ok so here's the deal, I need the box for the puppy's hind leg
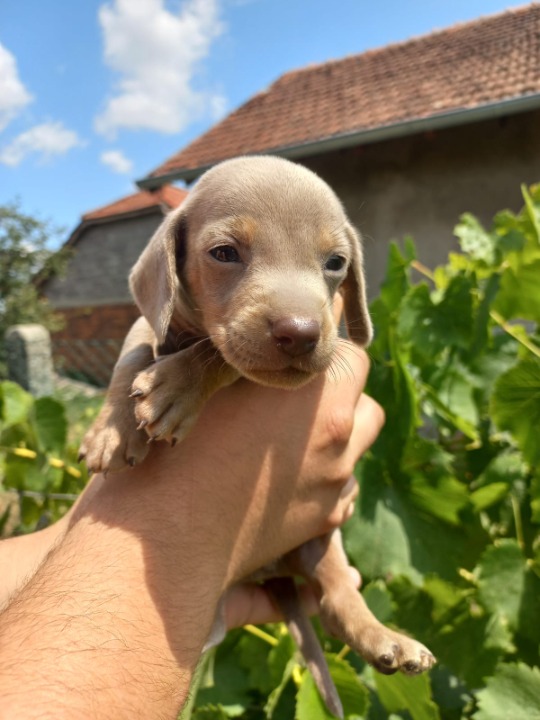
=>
[289,531,436,676]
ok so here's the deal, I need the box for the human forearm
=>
[0,471,225,719]
[0,513,70,610]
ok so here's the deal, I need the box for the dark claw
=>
[130,389,144,398]
[373,662,398,675]
[77,452,86,463]
[171,437,177,447]
[128,457,137,467]
[403,661,420,674]
[379,652,396,667]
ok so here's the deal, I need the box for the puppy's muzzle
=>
[271,316,321,358]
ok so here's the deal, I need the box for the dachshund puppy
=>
[80,156,435,717]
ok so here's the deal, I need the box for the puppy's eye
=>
[210,245,241,263]
[325,255,346,272]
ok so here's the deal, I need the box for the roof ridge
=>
[82,185,187,221]
[275,2,539,84]
[141,2,540,185]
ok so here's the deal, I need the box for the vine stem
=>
[511,493,526,550]
[411,260,435,281]
[243,624,279,646]
[489,310,540,359]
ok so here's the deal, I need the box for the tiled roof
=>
[144,3,540,184]
[83,185,187,221]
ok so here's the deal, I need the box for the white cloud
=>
[101,148,133,174]
[210,93,227,121]
[0,122,83,167]
[94,0,224,137]
[0,43,33,132]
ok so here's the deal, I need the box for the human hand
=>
[224,565,362,629]
[0,335,384,718]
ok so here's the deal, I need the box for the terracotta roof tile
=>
[83,185,187,221]
[147,4,540,182]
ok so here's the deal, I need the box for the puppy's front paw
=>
[131,355,205,443]
[79,404,149,474]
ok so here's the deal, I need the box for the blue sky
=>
[0,0,529,245]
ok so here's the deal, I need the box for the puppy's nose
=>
[271,317,321,357]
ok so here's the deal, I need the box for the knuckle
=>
[325,407,355,446]
[325,501,354,531]
[328,461,355,486]
[323,511,342,531]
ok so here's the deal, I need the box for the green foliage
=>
[472,663,540,720]
[0,380,92,532]
[0,200,69,377]
[187,185,540,718]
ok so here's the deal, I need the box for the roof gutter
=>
[137,92,540,189]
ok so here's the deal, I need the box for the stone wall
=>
[5,324,54,397]
[45,211,161,308]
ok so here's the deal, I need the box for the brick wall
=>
[53,303,140,341]
[51,303,142,386]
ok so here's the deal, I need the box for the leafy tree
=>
[0,200,69,377]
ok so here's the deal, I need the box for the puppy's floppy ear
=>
[129,208,185,345]
[341,223,373,346]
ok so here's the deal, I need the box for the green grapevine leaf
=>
[295,669,336,720]
[475,540,540,655]
[267,631,295,687]
[470,482,509,511]
[0,381,33,428]
[346,455,487,582]
[398,274,474,358]
[521,183,540,243]
[374,670,440,720]
[195,632,251,714]
[379,241,413,312]
[473,663,540,720]
[295,655,369,720]
[33,397,67,453]
[265,657,296,719]
[408,474,469,526]
[363,581,394,624]
[454,213,497,265]
[494,260,540,321]
[491,357,540,466]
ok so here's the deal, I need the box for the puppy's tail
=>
[264,577,344,720]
